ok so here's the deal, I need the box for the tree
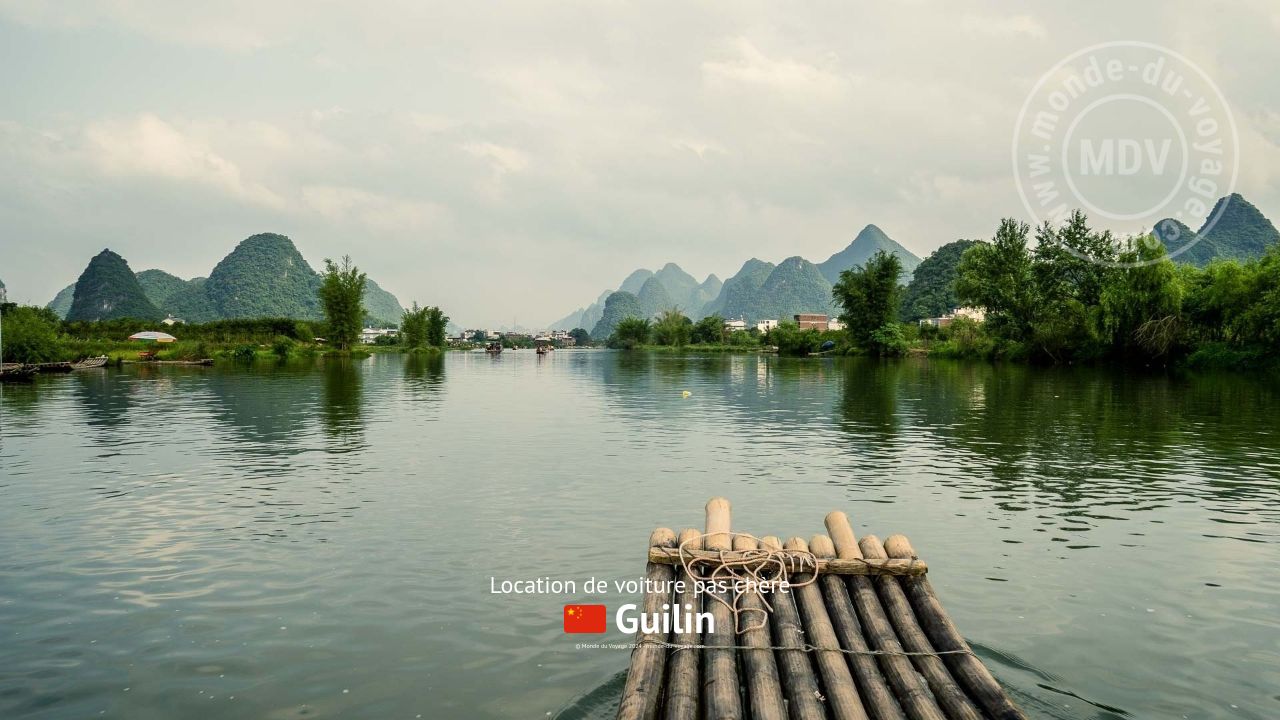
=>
[1,305,62,363]
[1100,236,1182,358]
[608,317,651,349]
[470,330,486,343]
[832,250,903,354]
[900,240,979,321]
[652,309,692,347]
[691,315,725,344]
[767,321,822,356]
[401,303,429,348]
[568,327,590,347]
[956,219,1037,341]
[424,306,449,347]
[318,255,367,350]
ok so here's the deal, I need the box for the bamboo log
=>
[785,537,870,720]
[701,498,743,720]
[859,535,982,720]
[732,535,787,720]
[663,528,703,720]
[647,547,928,576]
[883,535,1027,720]
[809,535,906,720]
[824,513,946,720]
[618,528,678,720]
[760,536,826,720]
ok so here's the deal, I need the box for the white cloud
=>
[959,14,1046,40]
[301,185,449,235]
[701,37,850,99]
[83,114,285,208]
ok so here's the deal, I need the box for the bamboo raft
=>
[616,498,1026,720]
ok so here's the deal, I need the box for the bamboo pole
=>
[701,498,743,720]
[618,527,678,720]
[646,547,928,576]
[663,528,703,720]
[760,536,826,720]
[859,535,983,720]
[785,536,870,720]
[824,513,946,720]
[732,535,787,720]
[809,535,906,720]
[883,535,1027,720]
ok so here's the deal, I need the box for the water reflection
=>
[2,352,1278,720]
[71,368,136,428]
[321,358,363,446]
[403,352,446,394]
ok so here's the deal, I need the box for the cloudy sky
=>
[2,1,1279,326]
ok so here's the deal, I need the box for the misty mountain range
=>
[554,224,921,337]
[48,234,405,325]
[553,196,1280,338]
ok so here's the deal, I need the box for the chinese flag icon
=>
[563,604,607,633]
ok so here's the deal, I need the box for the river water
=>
[1,351,1277,719]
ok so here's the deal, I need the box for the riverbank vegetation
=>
[599,210,1278,371]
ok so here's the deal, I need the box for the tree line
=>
[601,210,1280,369]
[1,255,451,362]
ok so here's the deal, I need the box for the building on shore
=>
[360,327,398,344]
[919,307,986,328]
[723,318,747,332]
[827,318,845,331]
[755,319,778,333]
[794,313,828,331]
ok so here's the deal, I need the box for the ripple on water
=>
[1,355,1278,719]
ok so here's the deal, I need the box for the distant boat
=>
[485,342,503,355]
[0,363,37,381]
[72,355,109,370]
[536,345,549,355]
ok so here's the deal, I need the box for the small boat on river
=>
[72,355,109,370]
[485,342,503,355]
[0,363,37,381]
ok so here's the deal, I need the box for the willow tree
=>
[318,256,367,350]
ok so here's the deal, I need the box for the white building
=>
[724,318,747,332]
[919,307,986,328]
[359,327,398,344]
[755,319,778,333]
[827,318,845,331]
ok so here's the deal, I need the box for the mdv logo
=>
[1078,138,1173,176]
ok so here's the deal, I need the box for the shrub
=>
[0,305,62,363]
[869,323,909,356]
[608,317,651,349]
[272,335,296,358]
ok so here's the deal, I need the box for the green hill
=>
[67,250,162,321]
[817,224,920,282]
[47,283,76,318]
[709,256,833,323]
[900,239,980,321]
[635,276,675,318]
[702,258,775,320]
[188,233,321,321]
[692,274,722,316]
[618,269,654,295]
[754,256,835,321]
[363,278,405,325]
[1156,194,1280,265]
[590,291,643,339]
[51,234,404,324]
[136,269,206,310]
